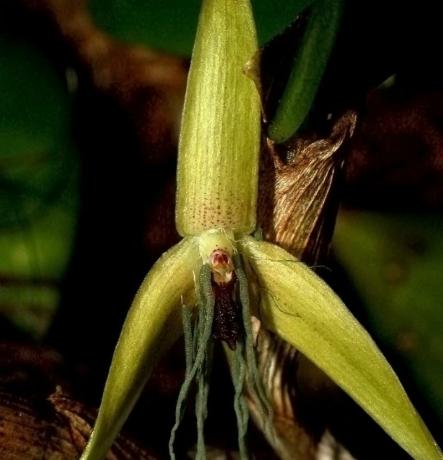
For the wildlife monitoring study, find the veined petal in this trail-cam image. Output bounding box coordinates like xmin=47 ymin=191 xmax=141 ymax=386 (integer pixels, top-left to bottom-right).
xmin=239 ymin=236 xmax=442 ymax=460
xmin=80 ymin=237 xmax=201 ymax=460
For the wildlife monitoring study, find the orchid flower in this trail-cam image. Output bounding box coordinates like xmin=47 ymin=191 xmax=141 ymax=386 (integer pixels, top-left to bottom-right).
xmin=80 ymin=1 xmax=442 ymax=459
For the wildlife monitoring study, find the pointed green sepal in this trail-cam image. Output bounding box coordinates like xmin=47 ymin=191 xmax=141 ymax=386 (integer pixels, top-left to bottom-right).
xmin=175 ymin=0 xmax=261 ymax=236
xmin=80 ymin=237 xmax=201 ymax=460
xmin=239 ymin=237 xmax=442 ymax=460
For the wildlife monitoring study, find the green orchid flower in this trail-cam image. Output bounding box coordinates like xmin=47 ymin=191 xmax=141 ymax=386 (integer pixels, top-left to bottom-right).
xmin=80 ymin=0 xmax=442 ymax=459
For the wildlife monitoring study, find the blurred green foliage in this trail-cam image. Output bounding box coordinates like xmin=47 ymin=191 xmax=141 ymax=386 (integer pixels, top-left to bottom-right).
xmin=334 ymin=212 xmax=443 ymax=423
xmin=0 ymin=38 xmax=73 ymax=221
xmin=0 ymin=35 xmax=78 ymax=338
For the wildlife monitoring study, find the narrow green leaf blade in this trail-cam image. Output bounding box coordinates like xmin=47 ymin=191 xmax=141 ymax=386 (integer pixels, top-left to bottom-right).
xmin=175 ymin=0 xmax=261 ymax=236
xmin=267 ymin=0 xmax=343 ymax=143
xmin=240 ymin=237 xmax=442 ymax=460
xmin=80 ymin=238 xmax=200 ymax=460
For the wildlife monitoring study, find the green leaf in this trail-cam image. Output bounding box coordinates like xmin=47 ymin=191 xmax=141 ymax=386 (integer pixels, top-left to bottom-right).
xmin=0 ymin=182 xmax=78 ymax=281
xmin=175 ymin=0 xmax=261 ymax=236
xmin=0 ymin=35 xmax=78 ymax=338
xmin=80 ymin=237 xmax=201 ymax=460
xmin=0 ymin=200 xmax=78 ymax=339
xmin=334 ymin=211 xmax=443 ymax=425
xmin=0 ymin=38 xmax=70 ymax=155
xmin=0 ymin=36 xmax=74 ymax=226
xmin=0 ymin=283 xmax=59 ymax=338
xmin=240 ymin=236 xmax=442 ymax=460
xmin=267 ymin=0 xmax=343 ymax=143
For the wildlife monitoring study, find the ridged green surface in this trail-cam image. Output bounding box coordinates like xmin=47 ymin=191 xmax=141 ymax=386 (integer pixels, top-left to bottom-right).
xmin=80 ymin=238 xmax=200 ymax=460
xmin=240 ymin=236 xmax=442 ymax=460
xmin=175 ymin=0 xmax=261 ymax=236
